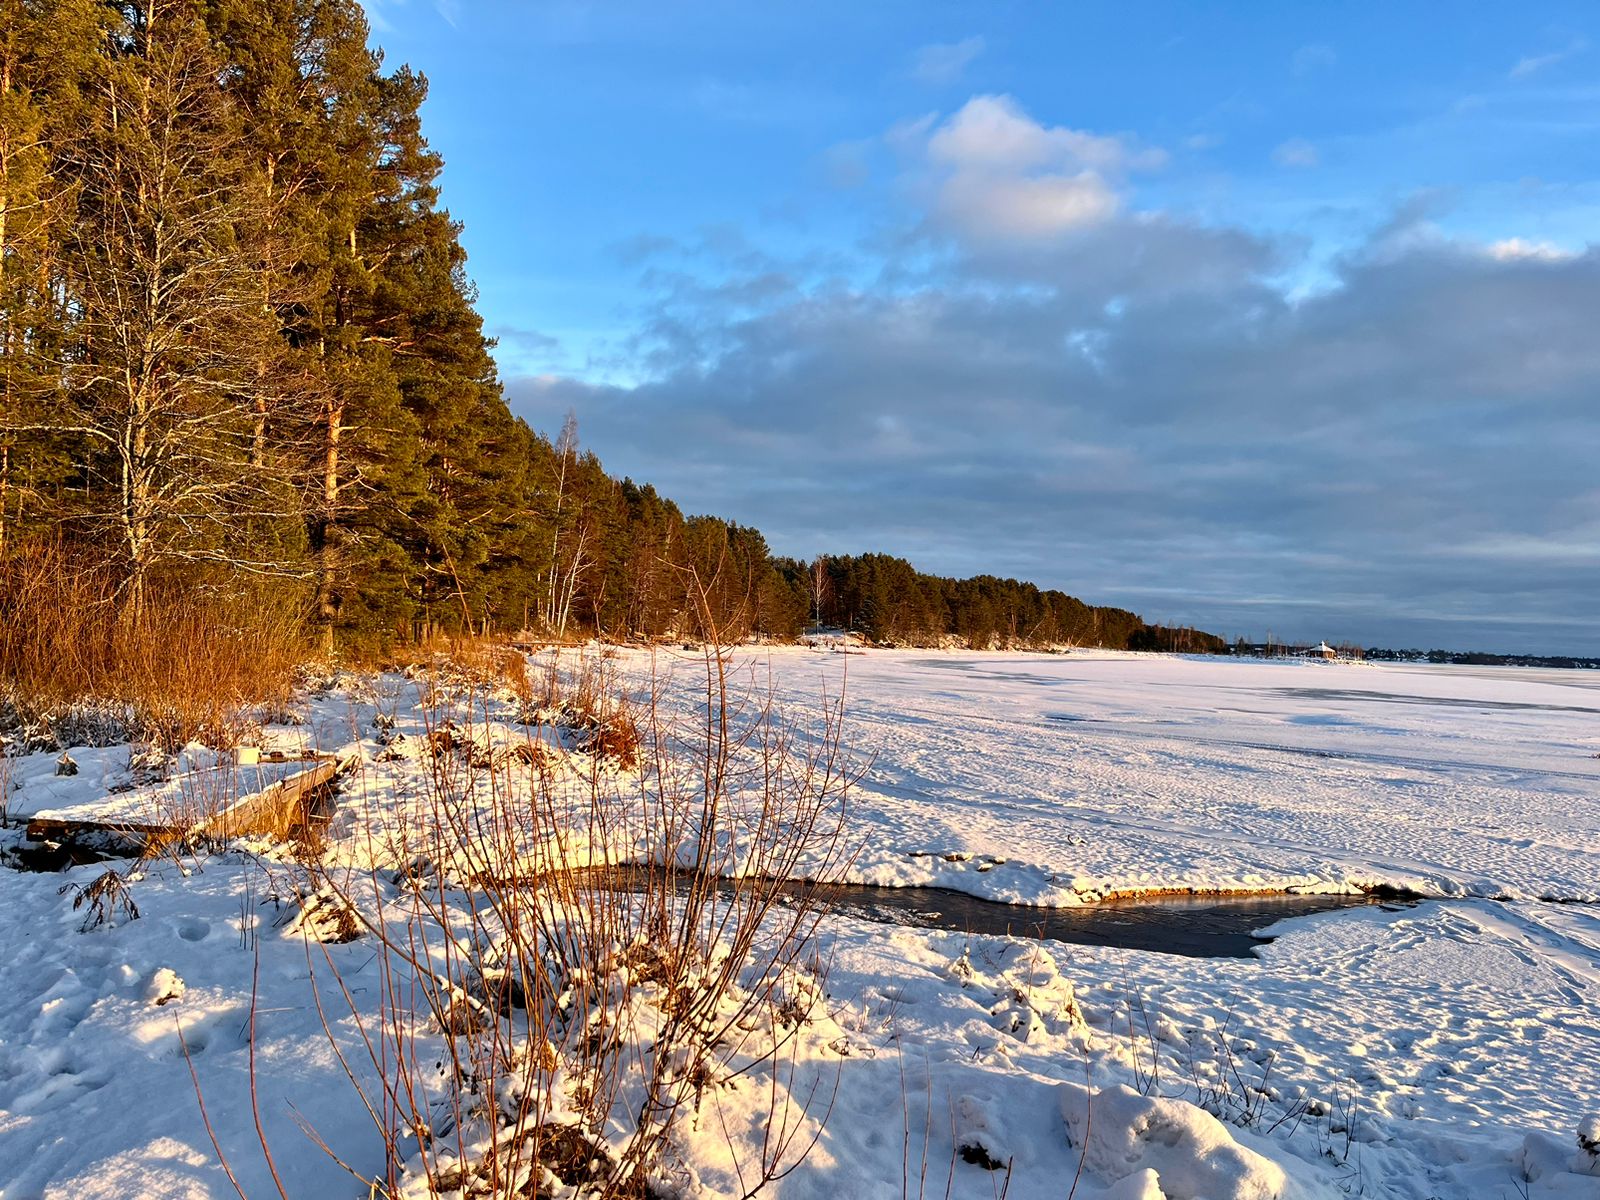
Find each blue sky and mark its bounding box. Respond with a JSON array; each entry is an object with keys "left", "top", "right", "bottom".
[{"left": 360, "top": 2, "right": 1600, "bottom": 653}]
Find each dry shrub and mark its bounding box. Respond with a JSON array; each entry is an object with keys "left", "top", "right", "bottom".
[
  {"left": 60, "top": 867, "right": 141, "bottom": 931},
  {"left": 289, "top": 637, "right": 857, "bottom": 1199},
  {"left": 290, "top": 886, "right": 362, "bottom": 944},
  {"left": 359, "top": 633, "right": 527, "bottom": 690},
  {"left": 0, "top": 543, "right": 308, "bottom": 749},
  {"left": 578, "top": 707, "right": 640, "bottom": 770},
  {"left": 529, "top": 647, "right": 635, "bottom": 742}
]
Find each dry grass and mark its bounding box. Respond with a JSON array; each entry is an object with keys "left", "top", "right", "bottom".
[
  {"left": 350, "top": 633, "right": 527, "bottom": 686},
  {"left": 0, "top": 543, "right": 309, "bottom": 750},
  {"left": 576, "top": 709, "right": 641, "bottom": 770}
]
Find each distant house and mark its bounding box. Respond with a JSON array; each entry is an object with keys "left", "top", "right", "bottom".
[{"left": 1228, "top": 640, "right": 1348, "bottom": 660}]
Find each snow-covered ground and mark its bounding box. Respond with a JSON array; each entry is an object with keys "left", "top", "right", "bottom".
[
  {"left": 1, "top": 648, "right": 1597, "bottom": 1199},
  {"left": 646, "top": 648, "right": 1600, "bottom": 906}
]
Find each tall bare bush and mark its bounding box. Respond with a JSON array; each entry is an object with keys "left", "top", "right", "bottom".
[{"left": 295, "top": 639, "right": 856, "bottom": 1197}]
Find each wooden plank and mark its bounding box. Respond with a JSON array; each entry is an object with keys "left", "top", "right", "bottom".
[
  {"left": 23, "top": 815, "right": 175, "bottom": 842},
  {"left": 24, "top": 754, "right": 349, "bottom": 845},
  {"left": 195, "top": 759, "right": 339, "bottom": 840}
]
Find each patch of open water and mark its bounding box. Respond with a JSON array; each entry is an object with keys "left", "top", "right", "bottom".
[
  {"left": 805, "top": 883, "right": 1415, "bottom": 959},
  {"left": 599, "top": 865, "right": 1417, "bottom": 960}
]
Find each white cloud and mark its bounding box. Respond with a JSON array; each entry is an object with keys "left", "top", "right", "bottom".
[
  {"left": 356, "top": 0, "right": 393, "bottom": 32},
  {"left": 357, "top": 0, "right": 459, "bottom": 31},
  {"left": 1460, "top": 531, "right": 1600, "bottom": 564},
  {"left": 821, "top": 139, "right": 873, "bottom": 189},
  {"left": 911, "top": 37, "right": 986, "bottom": 86},
  {"left": 939, "top": 169, "right": 1119, "bottom": 240},
  {"left": 510, "top": 234, "right": 1600, "bottom": 652},
  {"left": 1488, "top": 237, "right": 1573, "bottom": 262},
  {"left": 916, "top": 95, "right": 1163, "bottom": 242},
  {"left": 1509, "top": 37, "right": 1588, "bottom": 80},
  {"left": 928, "top": 95, "right": 1161, "bottom": 174},
  {"left": 1273, "top": 137, "right": 1320, "bottom": 169}
]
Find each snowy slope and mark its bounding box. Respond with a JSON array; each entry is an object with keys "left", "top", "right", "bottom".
[{"left": 1, "top": 649, "right": 1597, "bottom": 1199}]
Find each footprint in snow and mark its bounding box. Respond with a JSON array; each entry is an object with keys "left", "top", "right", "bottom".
[
  {"left": 29, "top": 988, "right": 92, "bottom": 1038},
  {"left": 169, "top": 1008, "right": 247, "bottom": 1058},
  {"left": 10, "top": 1061, "right": 110, "bottom": 1115}
]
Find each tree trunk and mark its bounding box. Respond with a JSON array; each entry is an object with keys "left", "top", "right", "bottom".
[
  {"left": 316, "top": 397, "right": 343, "bottom": 653},
  {"left": 0, "top": 444, "right": 9, "bottom": 557}
]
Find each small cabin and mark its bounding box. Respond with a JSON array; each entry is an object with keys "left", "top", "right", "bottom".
[{"left": 1302, "top": 641, "right": 1337, "bottom": 660}]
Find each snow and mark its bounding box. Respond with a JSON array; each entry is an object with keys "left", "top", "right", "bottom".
[
  {"left": 10, "top": 746, "right": 335, "bottom": 831},
  {"left": 1059, "top": 1082, "right": 1288, "bottom": 1200},
  {"left": 1, "top": 648, "right": 1598, "bottom": 1199},
  {"left": 627, "top": 648, "right": 1600, "bottom": 905}
]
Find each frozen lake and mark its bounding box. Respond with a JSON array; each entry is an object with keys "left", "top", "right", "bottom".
[{"left": 633, "top": 648, "right": 1600, "bottom": 906}]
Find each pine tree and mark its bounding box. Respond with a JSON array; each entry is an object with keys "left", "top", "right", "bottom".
[
  {"left": 0, "top": 0, "right": 1224, "bottom": 658},
  {"left": 0, "top": 0, "right": 103, "bottom": 554},
  {"left": 289, "top": 19, "right": 429, "bottom": 644}
]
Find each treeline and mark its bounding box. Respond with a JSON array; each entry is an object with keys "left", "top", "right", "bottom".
[
  {"left": 0, "top": 0, "right": 1216, "bottom": 656},
  {"left": 1364, "top": 649, "right": 1600, "bottom": 670},
  {"left": 776, "top": 554, "right": 1225, "bottom": 651}
]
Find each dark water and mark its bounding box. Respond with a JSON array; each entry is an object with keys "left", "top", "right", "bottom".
[
  {"left": 5, "top": 839, "right": 117, "bottom": 872},
  {"left": 599, "top": 865, "right": 1416, "bottom": 960},
  {"left": 810, "top": 882, "right": 1414, "bottom": 959}
]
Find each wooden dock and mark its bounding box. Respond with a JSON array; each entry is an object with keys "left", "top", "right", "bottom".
[{"left": 24, "top": 754, "right": 349, "bottom": 846}]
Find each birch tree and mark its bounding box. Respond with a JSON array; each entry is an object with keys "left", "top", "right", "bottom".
[{"left": 40, "top": 0, "right": 293, "bottom": 609}]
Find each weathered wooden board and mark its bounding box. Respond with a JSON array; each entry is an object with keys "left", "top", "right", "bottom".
[
  {"left": 24, "top": 754, "right": 348, "bottom": 844},
  {"left": 192, "top": 757, "right": 341, "bottom": 840}
]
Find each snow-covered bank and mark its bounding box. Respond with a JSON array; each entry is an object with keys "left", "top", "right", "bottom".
[
  {"left": 1, "top": 648, "right": 1598, "bottom": 1199},
  {"left": 812, "top": 896, "right": 1600, "bottom": 1199}
]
